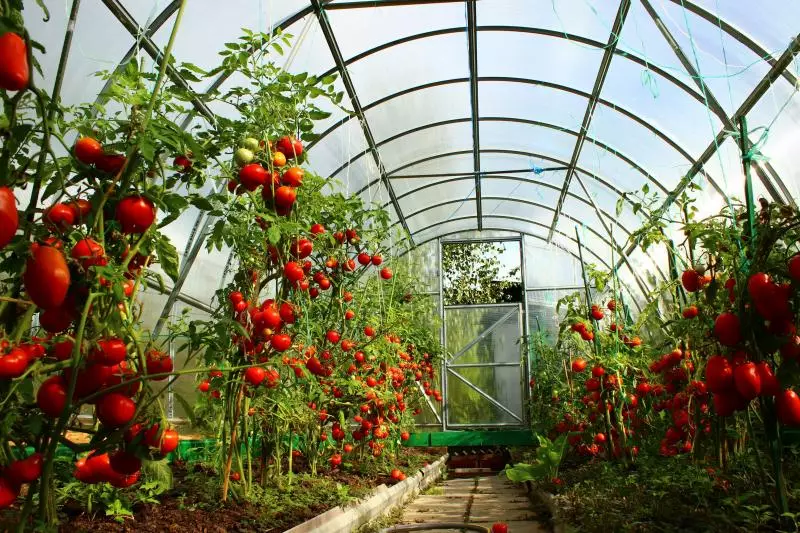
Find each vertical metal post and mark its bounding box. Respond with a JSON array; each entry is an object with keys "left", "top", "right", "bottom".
[
  {"left": 437, "top": 238, "right": 447, "bottom": 431},
  {"left": 519, "top": 235, "right": 531, "bottom": 424},
  {"left": 738, "top": 116, "right": 757, "bottom": 240}
]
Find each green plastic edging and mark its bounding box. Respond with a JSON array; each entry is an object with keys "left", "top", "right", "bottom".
[{"left": 403, "top": 430, "right": 535, "bottom": 447}]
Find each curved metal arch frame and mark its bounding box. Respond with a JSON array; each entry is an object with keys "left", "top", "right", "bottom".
[
  {"left": 397, "top": 195, "right": 669, "bottom": 285},
  {"left": 328, "top": 115, "right": 671, "bottom": 195},
  {"left": 314, "top": 76, "right": 722, "bottom": 195},
  {"left": 411, "top": 217, "right": 646, "bottom": 310},
  {"left": 386, "top": 174, "right": 635, "bottom": 235}
]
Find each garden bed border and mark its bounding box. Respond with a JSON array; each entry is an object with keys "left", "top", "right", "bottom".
[{"left": 285, "top": 454, "right": 448, "bottom": 533}]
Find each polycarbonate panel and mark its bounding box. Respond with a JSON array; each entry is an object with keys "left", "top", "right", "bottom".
[
  {"left": 747, "top": 85, "right": 800, "bottom": 202},
  {"left": 379, "top": 122, "right": 473, "bottom": 172},
  {"left": 366, "top": 83, "right": 470, "bottom": 143},
  {"left": 476, "top": 0, "right": 620, "bottom": 43},
  {"left": 653, "top": 0, "right": 771, "bottom": 116},
  {"left": 328, "top": 1, "right": 465, "bottom": 59},
  {"left": 601, "top": 56, "right": 724, "bottom": 155},
  {"left": 561, "top": 221, "right": 612, "bottom": 267},
  {"left": 524, "top": 238, "right": 582, "bottom": 288},
  {"left": 446, "top": 372, "right": 521, "bottom": 425},
  {"left": 125, "top": 0, "right": 311, "bottom": 31},
  {"left": 481, "top": 174, "right": 564, "bottom": 207},
  {"left": 527, "top": 289, "right": 581, "bottom": 340},
  {"left": 407, "top": 201, "right": 477, "bottom": 235},
  {"left": 578, "top": 142, "right": 652, "bottom": 194},
  {"left": 481, "top": 199, "right": 553, "bottom": 227},
  {"left": 396, "top": 179, "right": 475, "bottom": 215},
  {"left": 478, "top": 81, "right": 587, "bottom": 133},
  {"left": 308, "top": 118, "right": 370, "bottom": 178},
  {"left": 480, "top": 152, "right": 564, "bottom": 175},
  {"left": 349, "top": 33, "right": 469, "bottom": 103},
  {"left": 180, "top": 245, "right": 232, "bottom": 304},
  {"left": 359, "top": 178, "right": 391, "bottom": 212},
  {"left": 587, "top": 105, "right": 691, "bottom": 189},
  {"left": 482, "top": 215, "right": 549, "bottom": 240},
  {"left": 691, "top": 0, "right": 800, "bottom": 54},
  {"left": 479, "top": 121, "right": 578, "bottom": 163},
  {"left": 415, "top": 217, "right": 478, "bottom": 245},
  {"left": 402, "top": 240, "right": 440, "bottom": 293},
  {"left": 27, "top": 2, "right": 135, "bottom": 108},
  {"left": 442, "top": 230, "right": 521, "bottom": 242},
  {"left": 150, "top": 8, "right": 330, "bottom": 88},
  {"left": 478, "top": 31, "right": 603, "bottom": 93},
  {"left": 568, "top": 173, "right": 643, "bottom": 232},
  {"left": 692, "top": 137, "right": 744, "bottom": 219},
  {"left": 138, "top": 287, "right": 171, "bottom": 332}
]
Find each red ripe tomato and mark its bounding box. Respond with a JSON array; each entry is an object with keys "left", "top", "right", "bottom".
[
  {"left": 276, "top": 136, "right": 303, "bottom": 159},
  {"left": 284, "top": 261, "right": 304, "bottom": 283},
  {"left": 271, "top": 333, "right": 291, "bottom": 352},
  {"left": 591, "top": 366, "right": 605, "bottom": 378},
  {"left": 714, "top": 313, "right": 741, "bottom": 346},
  {"left": 279, "top": 302, "right": 296, "bottom": 324},
  {"left": 0, "top": 32, "right": 29, "bottom": 91},
  {"left": 371, "top": 254, "right": 383, "bottom": 266},
  {"left": 789, "top": 255, "right": 800, "bottom": 282},
  {"left": 0, "top": 187, "right": 18, "bottom": 250},
  {"left": 274, "top": 186, "right": 297, "bottom": 209},
  {"left": 89, "top": 338, "right": 127, "bottom": 365},
  {"left": 310, "top": 223, "right": 325, "bottom": 235},
  {"left": 290, "top": 238, "right": 313, "bottom": 259},
  {"left": 174, "top": 155, "right": 192, "bottom": 171},
  {"left": 71, "top": 238, "right": 106, "bottom": 269},
  {"left": 74, "top": 137, "right": 103, "bottom": 164},
  {"left": 96, "top": 393, "right": 136, "bottom": 427},
  {"left": 39, "top": 305, "right": 75, "bottom": 334},
  {"left": 357, "top": 252, "right": 371, "bottom": 266},
  {"left": 733, "top": 362, "right": 761, "bottom": 401},
  {"left": 380, "top": 267, "right": 393, "bottom": 280},
  {"left": 24, "top": 244, "right": 70, "bottom": 309},
  {"left": 45, "top": 203, "right": 76, "bottom": 230},
  {"left": 329, "top": 454, "right": 342, "bottom": 467},
  {"left": 326, "top": 330, "right": 341, "bottom": 344},
  {"left": 238, "top": 163, "right": 268, "bottom": 191},
  {"left": 0, "top": 348, "right": 28, "bottom": 379},
  {"left": 109, "top": 451, "right": 142, "bottom": 476},
  {"left": 109, "top": 470, "right": 141, "bottom": 488},
  {"left": 400, "top": 431, "right": 410, "bottom": 441},
  {"left": 757, "top": 362, "right": 780, "bottom": 397},
  {"left": 491, "top": 523, "right": 509, "bottom": 533},
  {"left": 705, "top": 355, "right": 734, "bottom": 393},
  {"left": 37, "top": 376, "right": 67, "bottom": 418},
  {"left": 636, "top": 382, "right": 651, "bottom": 396},
  {"left": 96, "top": 153, "right": 127, "bottom": 174},
  {"left": 344, "top": 443, "right": 354, "bottom": 453},
  {"left": 106, "top": 364, "right": 141, "bottom": 397},
  {"left": 594, "top": 433, "right": 606, "bottom": 444},
  {"left": 229, "top": 291, "right": 244, "bottom": 304},
  {"left": 777, "top": 389, "right": 800, "bottom": 427},
  {"left": 244, "top": 366, "right": 266, "bottom": 386},
  {"left": 198, "top": 379, "right": 210, "bottom": 392},
  {"left": 306, "top": 356, "right": 325, "bottom": 376},
  {"left": 7, "top": 452, "right": 43, "bottom": 485},
  {"left": 681, "top": 269, "right": 702, "bottom": 292},
  {"left": 345, "top": 309, "right": 355, "bottom": 320},
  {"left": 682, "top": 305, "right": 699, "bottom": 319},
  {"left": 116, "top": 196, "right": 156, "bottom": 234},
  {"left": 281, "top": 166, "right": 304, "bottom": 187},
  {"left": 145, "top": 425, "right": 179, "bottom": 454},
  {"left": 343, "top": 291, "right": 353, "bottom": 302},
  {"left": 145, "top": 350, "right": 173, "bottom": 380},
  {"left": 571, "top": 358, "right": 587, "bottom": 373},
  {"left": 364, "top": 326, "right": 375, "bottom": 337},
  {"left": 0, "top": 476, "right": 19, "bottom": 509}
]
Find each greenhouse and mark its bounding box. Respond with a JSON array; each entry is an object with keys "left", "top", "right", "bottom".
[{"left": 0, "top": 0, "right": 799, "bottom": 531}]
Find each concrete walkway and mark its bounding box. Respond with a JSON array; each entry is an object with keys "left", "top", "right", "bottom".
[{"left": 398, "top": 475, "right": 546, "bottom": 532}]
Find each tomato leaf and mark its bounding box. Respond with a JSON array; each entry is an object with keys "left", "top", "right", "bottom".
[{"left": 155, "top": 235, "right": 180, "bottom": 282}]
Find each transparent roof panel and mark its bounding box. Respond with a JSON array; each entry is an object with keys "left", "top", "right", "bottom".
[
  {"left": 479, "top": 81, "right": 587, "bottom": 133},
  {"left": 348, "top": 33, "right": 469, "bottom": 103},
  {"left": 365, "top": 83, "right": 471, "bottom": 144},
  {"left": 379, "top": 121, "right": 473, "bottom": 173},
  {"left": 577, "top": 142, "right": 654, "bottom": 194},
  {"left": 307, "top": 119, "right": 370, "bottom": 179},
  {"left": 477, "top": 31, "right": 604, "bottom": 94},
  {"left": 395, "top": 179, "right": 476, "bottom": 216},
  {"left": 328, "top": 1, "right": 465, "bottom": 59},
  {"left": 479, "top": 121, "right": 579, "bottom": 164},
  {"left": 476, "top": 0, "right": 621, "bottom": 43},
  {"left": 406, "top": 201, "right": 477, "bottom": 236},
  {"left": 481, "top": 199, "right": 554, "bottom": 228},
  {"left": 523, "top": 237, "right": 582, "bottom": 288},
  {"left": 388, "top": 152, "right": 475, "bottom": 178},
  {"left": 481, "top": 174, "right": 564, "bottom": 207}
]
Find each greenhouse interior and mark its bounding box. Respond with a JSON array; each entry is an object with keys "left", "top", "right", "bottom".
[{"left": 0, "top": 0, "right": 799, "bottom": 531}]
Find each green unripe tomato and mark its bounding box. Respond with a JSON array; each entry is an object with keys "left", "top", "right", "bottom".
[
  {"left": 242, "top": 138, "right": 260, "bottom": 152},
  {"left": 234, "top": 148, "right": 254, "bottom": 166}
]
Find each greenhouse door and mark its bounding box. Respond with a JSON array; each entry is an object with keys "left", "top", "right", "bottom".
[{"left": 443, "top": 303, "right": 526, "bottom": 428}]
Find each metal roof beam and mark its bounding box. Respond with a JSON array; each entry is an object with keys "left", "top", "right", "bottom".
[
  {"left": 466, "top": 0, "right": 482, "bottom": 229},
  {"left": 101, "top": 0, "right": 215, "bottom": 122},
  {"left": 617, "top": 33, "right": 800, "bottom": 267},
  {"left": 547, "top": 0, "right": 631, "bottom": 242},
  {"left": 310, "top": 0, "right": 413, "bottom": 244},
  {"left": 641, "top": 0, "right": 787, "bottom": 205}
]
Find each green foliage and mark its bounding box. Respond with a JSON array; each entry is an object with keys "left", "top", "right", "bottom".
[
  {"left": 442, "top": 242, "right": 521, "bottom": 305},
  {"left": 502, "top": 434, "right": 567, "bottom": 483}
]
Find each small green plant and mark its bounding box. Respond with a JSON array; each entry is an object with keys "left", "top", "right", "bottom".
[{"left": 501, "top": 434, "right": 568, "bottom": 484}]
